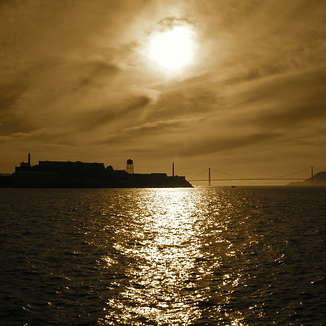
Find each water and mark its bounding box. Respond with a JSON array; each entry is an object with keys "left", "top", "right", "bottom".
[{"left": 0, "top": 187, "right": 325, "bottom": 326}]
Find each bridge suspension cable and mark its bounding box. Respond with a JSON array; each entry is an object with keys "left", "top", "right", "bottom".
[
  {"left": 210, "top": 168, "right": 242, "bottom": 179},
  {"left": 313, "top": 166, "right": 323, "bottom": 173},
  {"left": 189, "top": 168, "right": 210, "bottom": 179},
  {"left": 271, "top": 167, "right": 312, "bottom": 179},
  {"left": 189, "top": 166, "right": 318, "bottom": 183}
]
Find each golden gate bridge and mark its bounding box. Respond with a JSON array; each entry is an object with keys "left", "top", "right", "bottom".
[{"left": 188, "top": 166, "right": 322, "bottom": 186}]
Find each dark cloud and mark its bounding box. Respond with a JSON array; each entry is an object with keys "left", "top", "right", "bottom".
[
  {"left": 77, "top": 95, "right": 152, "bottom": 132},
  {"left": 73, "top": 61, "right": 120, "bottom": 90},
  {"left": 180, "top": 132, "right": 280, "bottom": 157},
  {"left": 0, "top": 83, "right": 27, "bottom": 113}
]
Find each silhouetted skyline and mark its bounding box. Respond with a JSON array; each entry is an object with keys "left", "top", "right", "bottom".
[{"left": 1, "top": 1, "right": 326, "bottom": 180}]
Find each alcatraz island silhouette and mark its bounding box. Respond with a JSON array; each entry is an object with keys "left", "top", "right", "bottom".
[{"left": 0, "top": 154, "right": 192, "bottom": 188}]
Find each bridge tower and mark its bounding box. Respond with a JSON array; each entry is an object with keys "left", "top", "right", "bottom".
[
  {"left": 311, "top": 166, "right": 314, "bottom": 186},
  {"left": 126, "top": 159, "right": 134, "bottom": 174}
]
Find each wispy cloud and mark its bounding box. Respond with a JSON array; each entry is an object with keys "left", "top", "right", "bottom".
[{"left": 1, "top": 0, "right": 326, "bottom": 176}]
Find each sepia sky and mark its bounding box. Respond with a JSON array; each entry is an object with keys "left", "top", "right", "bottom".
[{"left": 1, "top": 0, "right": 326, "bottom": 183}]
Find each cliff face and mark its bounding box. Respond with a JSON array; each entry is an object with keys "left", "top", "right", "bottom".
[{"left": 289, "top": 171, "right": 326, "bottom": 186}]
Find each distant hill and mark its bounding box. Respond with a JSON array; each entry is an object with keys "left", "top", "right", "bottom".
[{"left": 288, "top": 171, "right": 326, "bottom": 186}]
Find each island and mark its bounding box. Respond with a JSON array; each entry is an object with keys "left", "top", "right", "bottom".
[{"left": 0, "top": 156, "right": 192, "bottom": 188}]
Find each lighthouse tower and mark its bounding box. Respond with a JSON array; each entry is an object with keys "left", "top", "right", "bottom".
[{"left": 126, "top": 159, "right": 134, "bottom": 174}]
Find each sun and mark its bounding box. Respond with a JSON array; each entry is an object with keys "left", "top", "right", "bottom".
[{"left": 147, "top": 23, "right": 196, "bottom": 71}]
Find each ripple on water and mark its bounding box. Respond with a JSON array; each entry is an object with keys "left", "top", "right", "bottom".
[{"left": 0, "top": 187, "right": 325, "bottom": 325}]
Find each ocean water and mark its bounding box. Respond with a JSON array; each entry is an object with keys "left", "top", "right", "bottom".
[{"left": 0, "top": 187, "right": 325, "bottom": 326}]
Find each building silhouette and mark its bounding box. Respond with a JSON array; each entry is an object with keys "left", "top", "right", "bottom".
[{"left": 5, "top": 155, "right": 192, "bottom": 188}]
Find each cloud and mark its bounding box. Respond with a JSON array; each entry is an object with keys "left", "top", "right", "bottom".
[
  {"left": 0, "top": 0, "right": 154, "bottom": 141},
  {"left": 1, "top": 0, "right": 326, "bottom": 175},
  {"left": 76, "top": 95, "right": 152, "bottom": 132}
]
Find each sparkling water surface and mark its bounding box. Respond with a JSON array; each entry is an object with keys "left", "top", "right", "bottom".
[{"left": 0, "top": 187, "right": 325, "bottom": 325}]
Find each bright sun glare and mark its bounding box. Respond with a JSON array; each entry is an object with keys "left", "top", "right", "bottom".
[{"left": 147, "top": 24, "right": 196, "bottom": 71}]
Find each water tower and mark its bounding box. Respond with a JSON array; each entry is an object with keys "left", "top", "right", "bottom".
[{"left": 126, "top": 159, "right": 134, "bottom": 174}]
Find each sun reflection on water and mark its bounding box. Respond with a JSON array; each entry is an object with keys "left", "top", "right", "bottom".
[
  {"left": 109, "top": 189, "right": 203, "bottom": 324},
  {"left": 100, "top": 188, "right": 247, "bottom": 325}
]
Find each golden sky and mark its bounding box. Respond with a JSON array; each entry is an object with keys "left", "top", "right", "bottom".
[{"left": 1, "top": 0, "right": 326, "bottom": 182}]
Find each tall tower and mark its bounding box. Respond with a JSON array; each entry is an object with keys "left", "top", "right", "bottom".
[
  {"left": 126, "top": 159, "right": 134, "bottom": 174},
  {"left": 311, "top": 166, "right": 314, "bottom": 186}
]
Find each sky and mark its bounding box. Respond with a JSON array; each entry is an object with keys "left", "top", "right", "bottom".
[{"left": 1, "top": 0, "right": 326, "bottom": 185}]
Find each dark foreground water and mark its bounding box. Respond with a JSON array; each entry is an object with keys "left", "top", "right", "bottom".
[{"left": 0, "top": 187, "right": 325, "bottom": 326}]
